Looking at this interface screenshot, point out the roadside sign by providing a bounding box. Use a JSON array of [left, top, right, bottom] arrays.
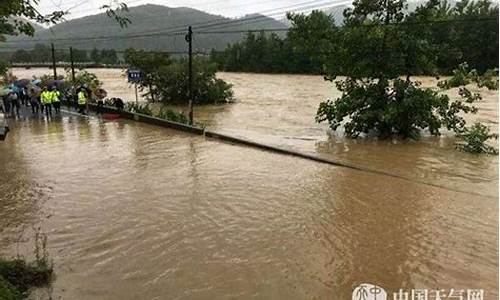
[[127, 69, 142, 83]]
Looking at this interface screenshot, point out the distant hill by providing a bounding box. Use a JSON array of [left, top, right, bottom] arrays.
[[4, 5, 289, 52], [4, 16, 45, 37]]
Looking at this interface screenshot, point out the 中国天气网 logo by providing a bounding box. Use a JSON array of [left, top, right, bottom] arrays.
[[353, 284, 484, 300]]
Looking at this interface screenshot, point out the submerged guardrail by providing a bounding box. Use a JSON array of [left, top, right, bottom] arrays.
[[74, 103, 367, 171], [54, 101, 498, 198]]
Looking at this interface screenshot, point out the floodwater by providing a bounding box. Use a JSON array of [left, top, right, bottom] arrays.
[[11, 68, 499, 196], [1, 68, 498, 299]]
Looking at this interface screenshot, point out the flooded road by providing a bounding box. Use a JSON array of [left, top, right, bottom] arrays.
[[2, 68, 498, 299], [11, 68, 499, 197]]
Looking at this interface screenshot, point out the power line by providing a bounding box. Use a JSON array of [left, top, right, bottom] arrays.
[[196, 15, 498, 34], [2, 0, 338, 45], [0, 15, 496, 48]]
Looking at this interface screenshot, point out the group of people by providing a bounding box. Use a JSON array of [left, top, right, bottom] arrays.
[[1, 83, 91, 118], [38, 86, 62, 117], [1, 80, 129, 120], [2, 87, 24, 118]]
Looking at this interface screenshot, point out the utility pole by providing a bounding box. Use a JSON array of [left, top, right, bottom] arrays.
[[135, 82, 139, 104], [69, 47, 76, 83], [185, 26, 194, 125], [51, 43, 57, 80]]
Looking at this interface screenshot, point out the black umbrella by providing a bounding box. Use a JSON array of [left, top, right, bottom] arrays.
[[14, 79, 30, 87], [44, 79, 65, 87]]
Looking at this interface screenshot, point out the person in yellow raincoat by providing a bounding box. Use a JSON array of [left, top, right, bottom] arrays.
[[77, 87, 88, 115], [40, 87, 52, 118], [50, 86, 61, 114]]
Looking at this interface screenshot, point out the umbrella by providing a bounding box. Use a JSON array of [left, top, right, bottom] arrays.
[[8, 84, 20, 93], [0, 87, 12, 97], [14, 79, 30, 88], [31, 79, 42, 86], [44, 79, 65, 87]]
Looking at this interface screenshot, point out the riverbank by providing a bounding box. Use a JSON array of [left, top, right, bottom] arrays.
[[0, 258, 53, 299]]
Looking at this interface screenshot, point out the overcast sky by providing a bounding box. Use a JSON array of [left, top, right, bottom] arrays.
[[36, 0, 351, 21]]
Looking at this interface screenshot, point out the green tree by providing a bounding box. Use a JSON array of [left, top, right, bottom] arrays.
[[125, 49, 232, 105], [315, 0, 488, 139], [124, 48, 171, 101], [0, 1, 63, 40], [154, 58, 233, 105], [90, 48, 100, 64], [287, 10, 338, 74], [437, 0, 498, 73], [100, 49, 118, 65], [11, 49, 31, 62], [72, 49, 89, 62], [30, 44, 51, 62]]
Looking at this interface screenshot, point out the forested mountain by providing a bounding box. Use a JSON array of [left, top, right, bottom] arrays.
[[3, 4, 288, 52], [6, 16, 46, 33]]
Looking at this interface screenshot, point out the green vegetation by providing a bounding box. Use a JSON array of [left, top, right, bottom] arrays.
[[10, 45, 120, 65], [123, 49, 171, 102], [124, 102, 190, 124], [0, 61, 9, 84], [0, 259, 53, 300], [30, 70, 103, 96], [126, 102, 153, 115], [438, 63, 499, 90], [312, 0, 498, 152], [0, 1, 64, 40], [456, 123, 498, 154], [156, 107, 189, 124], [154, 58, 233, 105], [211, 11, 338, 74], [0, 231, 54, 300], [67, 69, 103, 91], [125, 49, 233, 105], [212, 0, 498, 75]]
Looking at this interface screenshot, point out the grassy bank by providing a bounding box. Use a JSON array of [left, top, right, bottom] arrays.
[[0, 258, 53, 300]]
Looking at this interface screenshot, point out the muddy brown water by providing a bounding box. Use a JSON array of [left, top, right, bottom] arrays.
[[1, 68, 498, 299]]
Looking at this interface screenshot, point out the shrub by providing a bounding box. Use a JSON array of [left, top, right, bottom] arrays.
[[0, 230, 53, 300], [156, 107, 188, 124], [126, 102, 152, 115], [438, 63, 499, 90], [456, 123, 498, 154], [66, 69, 103, 92]]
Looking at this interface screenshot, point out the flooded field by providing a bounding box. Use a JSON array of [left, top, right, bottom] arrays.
[[2, 68, 498, 299]]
